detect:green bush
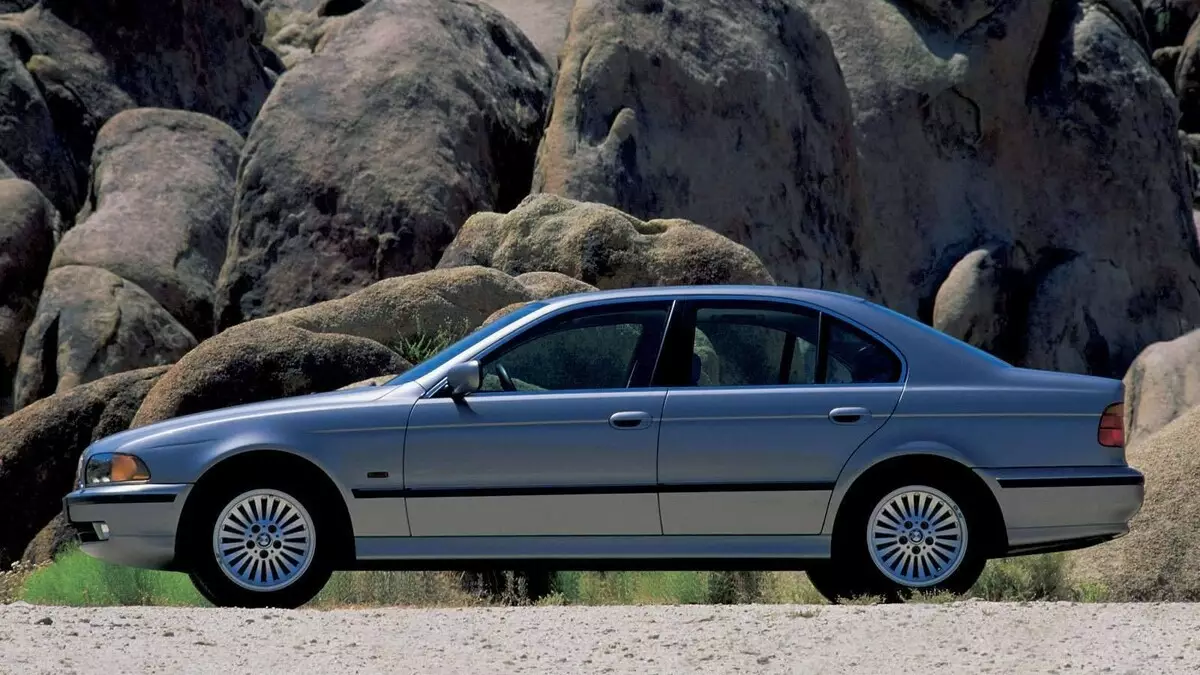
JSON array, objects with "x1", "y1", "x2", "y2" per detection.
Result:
[{"x1": 21, "y1": 545, "x2": 207, "y2": 607}]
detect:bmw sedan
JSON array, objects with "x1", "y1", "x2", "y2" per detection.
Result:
[{"x1": 63, "y1": 285, "x2": 1144, "y2": 607}]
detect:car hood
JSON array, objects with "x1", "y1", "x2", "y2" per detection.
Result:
[{"x1": 89, "y1": 383, "x2": 419, "y2": 454}]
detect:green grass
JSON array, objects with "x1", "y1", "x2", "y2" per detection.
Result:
[{"x1": 10, "y1": 548, "x2": 1107, "y2": 608}]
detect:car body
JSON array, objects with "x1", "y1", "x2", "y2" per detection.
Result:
[{"x1": 64, "y1": 285, "x2": 1144, "y2": 606}]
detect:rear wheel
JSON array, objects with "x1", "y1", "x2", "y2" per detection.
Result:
[
  {"x1": 185, "y1": 478, "x2": 334, "y2": 608},
  {"x1": 809, "y1": 473, "x2": 988, "y2": 603}
]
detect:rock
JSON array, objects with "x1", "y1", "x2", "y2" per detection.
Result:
[
  {"x1": 483, "y1": 301, "x2": 534, "y2": 326},
  {"x1": 805, "y1": 0, "x2": 1200, "y2": 377},
  {"x1": 1123, "y1": 330, "x2": 1200, "y2": 448},
  {"x1": 131, "y1": 322, "x2": 409, "y2": 427},
  {"x1": 0, "y1": 180, "x2": 59, "y2": 415},
  {"x1": 338, "y1": 374, "x2": 400, "y2": 390},
  {"x1": 0, "y1": 1, "x2": 34, "y2": 13},
  {"x1": 0, "y1": 366, "x2": 167, "y2": 567},
  {"x1": 0, "y1": 0, "x2": 271, "y2": 220},
  {"x1": 49, "y1": 109, "x2": 243, "y2": 338},
  {"x1": 12, "y1": 266, "x2": 197, "y2": 411},
  {"x1": 932, "y1": 246, "x2": 1024, "y2": 362},
  {"x1": 480, "y1": 0, "x2": 575, "y2": 64},
  {"x1": 532, "y1": 0, "x2": 865, "y2": 291},
  {"x1": 215, "y1": 0, "x2": 552, "y2": 327},
  {"x1": 1179, "y1": 18, "x2": 1200, "y2": 132},
  {"x1": 0, "y1": 35, "x2": 81, "y2": 218},
  {"x1": 21, "y1": 512, "x2": 74, "y2": 566},
  {"x1": 1155, "y1": 46, "x2": 1184, "y2": 87},
  {"x1": 438, "y1": 194, "x2": 776, "y2": 289},
  {"x1": 1145, "y1": 0, "x2": 1200, "y2": 50},
  {"x1": 514, "y1": 272, "x2": 598, "y2": 300},
  {"x1": 269, "y1": 266, "x2": 533, "y2": 352},
  {"x1": 1070, "y1": 404, "x2": 1200, "y2": 601}
]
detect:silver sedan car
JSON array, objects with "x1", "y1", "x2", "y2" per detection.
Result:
[{"x1": 64, "y1": 285, "x2": 1144, "y2": 607}]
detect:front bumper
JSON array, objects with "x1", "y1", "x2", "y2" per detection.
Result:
[
  {"x1": 63, "y1": 483, "x2": 192, "y2": 570},
  {"x1": 975, "y1": 465, "x2": 1145, "y2": 555}
]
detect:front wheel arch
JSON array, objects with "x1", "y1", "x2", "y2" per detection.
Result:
[{"x1": 175, "y1": 449, "x2": 355, "y2": 569}]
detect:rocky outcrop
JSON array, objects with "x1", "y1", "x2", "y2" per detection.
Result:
[
  {"x1": 1071, "y1": 403, "x2": 1200, "y2": 601},
  {"x1": 931, "y1": 246, "x2": 1022, "y2": 362},
  {"x1": 12, "y1": 266, "x2": 196, "y2": 411},
  {"x1": 480, "y1": 0, "x2": 575, "y2": 64},
  {"x1": 0, "y1": 180, "x2": 59, "y2": 415},
  {"x1": 1123, "y1": 329, "x2": 1200, "y2": 448},
  {"x1": 532, "y1": 0, "x2": 864, "y2": 291},
  {"x1": 215, "y1": 0, "x2": 552, "y2": 327},
  {"x1": 0, "y1": 35, "x2": 81, "y2": 217},
  {"x1": 269, "y1": 266, "x2": 533, "y2": 351},
  {"x1": 0, "y1": 0, "x2": 271, "y2": 219},
  {"x1": 0, "y1": 365, "x2": 168, "y2": 567},
  {"x1": 50, "y1": 109, "x2": 243, "y2": 338},
  {"x1": 514, "y1": 272, "x2": 598, "y2": 300},
  {"x1": 805, "y1": 0, "x2": 1200, "y2": 377},
  {"x1": 438, "y1": 194, "x2": 775, "y2": 289},
  {"x1": 132, "y1": 321, "x2": 409, "y2": 427}
]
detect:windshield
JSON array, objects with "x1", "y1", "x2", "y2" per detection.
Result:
[{"x1": 386, "y1": 301, "x2": 549, "y2": 386}]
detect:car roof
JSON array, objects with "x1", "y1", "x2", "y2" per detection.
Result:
[{"x1": 540, "y1": 284, "x2": 867, "y2": 308}]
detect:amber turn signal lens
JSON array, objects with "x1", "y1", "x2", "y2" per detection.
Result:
[{"x1": 110, "y1": 454, "x2": 150, "y2": 482}]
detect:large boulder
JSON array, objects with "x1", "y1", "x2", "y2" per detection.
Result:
[
  {"x1": 438, "y1": 194, "x2": 776, "y2": 289},
  {"x1": 0, "y1": 180, "x2": 58, "y2": 415},
  {"x1": 1178, "y1": 15, "x2": 1200, "y2": 132},
  {"x1": 0, "y1": 0, "x2": 271, "y2": 218},
  {"x1": 1123, "y1": 329, "x2": 1200, "y2": 448},
  {"x1": 531, "y1": 0, "x2": 865, "y2": 291},
  {"x1": 481, "y1": 0, "x2": 575, "y2": 64},
  {"x1": 1070, "y1": 404, "x2": 1200, "y2": 601},
  {"x1": 0, "y1": 33, "x2": 81, "y2": 217},
  {"x1": 12, "y1": 266, "x2": 197, "y2": 411},
  {"x1": 50, "y1": 109, "x2": 243, "y2": 338},
  {"x1": 514, "y1": 271, "x2": 598, "y2": 300},
  {"x1": 215, "y1": 0, "x2": 552, "y2": 327},
  {"x1": 0, "y1": 365, "x2": 168, "y2": 567},
  {"x1": 805, "y1": 0, "x2": 1200, "y2": 377},
  {"x1": 268, "y1": 265, "x2": 534, "y2": 351},
  {"x1": 132, "y1": 321, "x2": 409, "y2": 427}
]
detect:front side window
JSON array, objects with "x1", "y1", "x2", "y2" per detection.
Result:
[
  {"x1": 477, "y1": 303, "x2": 671, "y2": 392},
  {"x1": 689, "y1": 304, "x2": 820, "y2": 387}
]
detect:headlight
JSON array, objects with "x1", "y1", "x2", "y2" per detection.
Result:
[{"x1": 83, "y1": 453, "x2": 150, "y2": 485}]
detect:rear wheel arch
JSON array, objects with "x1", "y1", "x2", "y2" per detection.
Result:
[
  {"x1": 175, "y1": 448, "x2": 355, "y2": 568},
  {"x1": 827, "y1": 453, "x2": 1008, "y2": 557}
]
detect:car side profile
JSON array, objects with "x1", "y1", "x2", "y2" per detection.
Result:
[{"x1": 63, "y1": 285, "x2": 1144, "y2": 607}]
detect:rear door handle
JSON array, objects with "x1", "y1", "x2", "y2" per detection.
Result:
[
  {"x1": 828, "y1": 407, "x2": 872, "y2": 425},
  {"x1": 609, "y1": 411, "x2": 652, "y2": 430}
]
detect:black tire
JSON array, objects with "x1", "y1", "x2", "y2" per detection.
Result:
[
  {"x1": 183, "y1": 475, "x2": 335, "y2": 609},
  {"x1": 810, "y1": 470, "x2": 988, "y2": 603}
]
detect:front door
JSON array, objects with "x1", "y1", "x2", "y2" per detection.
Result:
[
  {"x1": 403, "y1": 300, "x2": 674, "y2": 536},
  {"x1": 656, "y1": 299, "x2": 906, "y2": 535}
]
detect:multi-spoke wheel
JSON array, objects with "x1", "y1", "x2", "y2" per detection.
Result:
[
  {"x1": 807, "y1": 473, "x2": 988, "y2": 603},
  {"x1": 186, "y1": 480, "x2": 333, "y2": 608}
]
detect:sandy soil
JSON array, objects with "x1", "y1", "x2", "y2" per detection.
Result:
[{"x1": 1, "y1": 600, "x2": 1198, "y2": 674}]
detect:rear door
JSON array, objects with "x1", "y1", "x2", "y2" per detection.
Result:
[{"x1": 656, "y1": 298, "x2": 905, "y2": 535}]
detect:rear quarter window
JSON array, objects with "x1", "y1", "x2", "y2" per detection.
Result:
[{"x1": 824, "y1": 317, "x2": 903, "y2": 384}]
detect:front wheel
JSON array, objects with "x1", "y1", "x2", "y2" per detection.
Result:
[
  {"x1": 809, "y1": 476, "x2": 987, "y2": 603},
  {"x1": 185, "y1": 481, "x2": 334, "y2": 608}
]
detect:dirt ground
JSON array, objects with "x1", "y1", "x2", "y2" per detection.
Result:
[{"x1": 1, "y1": 600, "x2": 1198, "y2": 674}]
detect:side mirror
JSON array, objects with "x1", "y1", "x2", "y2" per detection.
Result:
[{"x1": 446, "y1": 360, "x2": 481, "y2": 398}]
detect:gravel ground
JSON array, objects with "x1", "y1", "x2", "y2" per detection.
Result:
[{"x1": 1, "y1": 601, "x2": 1198, "y2": 674}]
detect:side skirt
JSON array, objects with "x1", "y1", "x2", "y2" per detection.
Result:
[{"x1": 349, "y1": 534, "x2": 830, "y2": 571}]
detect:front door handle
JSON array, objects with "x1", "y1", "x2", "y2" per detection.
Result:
[
  {"x1": 609, "y1": 411, "x2": 652, "y2": 430},
  {"x1": 828, "y1": 407, "x2": 872, "y2": 425}
]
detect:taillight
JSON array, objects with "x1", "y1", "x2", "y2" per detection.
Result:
[{"x1": 1098, "y1": 402, "x2": 1124, "y2": 448}]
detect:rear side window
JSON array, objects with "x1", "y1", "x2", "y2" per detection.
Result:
[{"x1": 823, "y1": 317, "x2": 902, "y2": 384}]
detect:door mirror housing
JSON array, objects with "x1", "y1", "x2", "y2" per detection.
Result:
[{"x1": 446, "y1": 360, "x2": 482, "y2": 398}]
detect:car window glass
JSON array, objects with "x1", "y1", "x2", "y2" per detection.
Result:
[
  {"x1": 824, "y1": 317, "x2": 902, "y2": 384},
  {"x1": 479, "y1": 306, "x2": 669, "y2": 392},
  {"x1": 691, "y1": 306, "x2": 819, "y2": 386}
]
